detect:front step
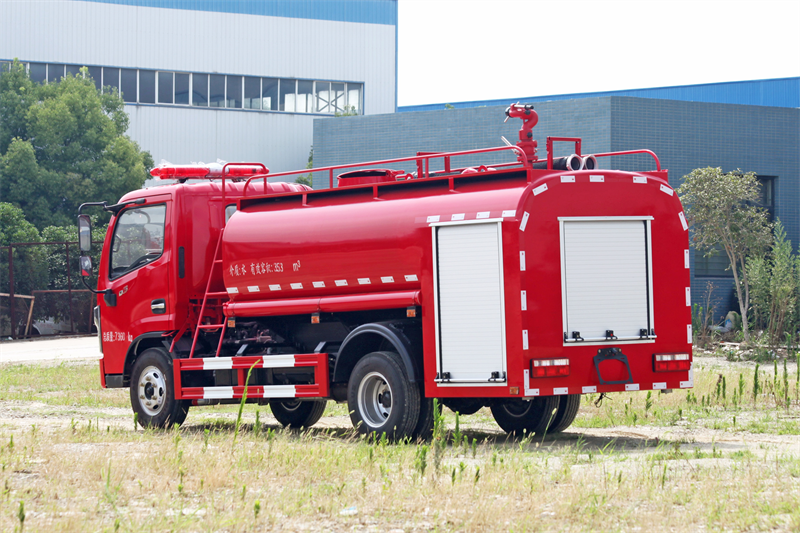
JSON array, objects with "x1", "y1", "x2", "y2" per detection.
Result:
[{"x1": 173, "y1": 353, "x2": 329, "y2": 400}]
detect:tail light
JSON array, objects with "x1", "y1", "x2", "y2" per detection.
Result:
[
  {"x1": 653, "y1": 353, "x2": 691, "y2": 372},
  {"x1": 530, "y1": 358, "x2": 570, "y2": 378}
]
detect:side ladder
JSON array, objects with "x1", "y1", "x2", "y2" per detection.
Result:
[
  {"x1": 175, "y1": 228, "x2": 330, "y2": 401},
  {"x1": 188, "y1": 229, "x2": 229, "y2": 359}
]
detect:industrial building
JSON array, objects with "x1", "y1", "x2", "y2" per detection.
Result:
[{"x1": 0, "y1": 0, "x2": 398, "y2": 173}]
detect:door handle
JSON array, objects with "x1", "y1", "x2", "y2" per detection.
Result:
[{"x1": 151, "y1": 299, "x2": 166, "y2": 314}]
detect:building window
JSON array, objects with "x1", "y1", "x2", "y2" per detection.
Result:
[
  {"x1": 120, "y1": 69, "x2": 137, "y2": 103},
  {"x1": 139, "y1": 70, "x2": 155, "y2": 103},
  {"x1": 209, "y1": 74, "x2": 225, "y2": 108},
  {"x1": 192, "y1": 73, "x2": 208, "y2": 106},
  {"x1": 175, "y1": 73, "x2": 190, "y2": 105},
  {"x1": 243, "y1": 76, "x2": 260, "y2": 109},
  {"x1": 6, "y1": 60, "x2": 364, "y2": 115},
  {"x1": 226, "y1": 75, "x2": 242, "y2": 108}
]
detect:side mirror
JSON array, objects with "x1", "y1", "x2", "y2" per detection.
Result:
[
  {"x1": 79, "y1": 255, "x2": 93, "y2": 277},
  {"x1": 78, "y1": 214, "x2": 92, "y2": 253}
]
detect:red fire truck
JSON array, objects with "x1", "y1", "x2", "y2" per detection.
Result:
[{"x1": 77, "y1": 105, "x2": 693, "y2": 438}]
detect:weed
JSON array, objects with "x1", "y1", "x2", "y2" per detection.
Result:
[
  {"x1": 414, "y1": 445, "x2": 428, "y2": 477},
  {"x1": 17, "y1": 500, "x2": 24, "y2": 532},
  {"x1": 254, "y1": 410, "x2": 261, "y2": 437},
  {"x1": 233, "y1": 361, "x2": 259, "y2": 445},
  {"x1": 645, "y1": 391, "x2": 653, "y2": 416},
  {"x1": 254, "y1": 500, "x2": 261, "y2": 520},
  {"x1": 474, "y1": 465, "x2": 480, "y2": 485},
  {"x1": 133, "y1": 412, "x2": 138, "y2": 431},
  {"x1": 754, "y1": 364, "x2": 760, "y2": 401}
]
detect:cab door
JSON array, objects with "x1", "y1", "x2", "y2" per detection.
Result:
[{"x1": 100, "y1": 195, "x2": 173, "y2": 373}]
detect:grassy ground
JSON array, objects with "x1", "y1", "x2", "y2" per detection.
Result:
[{"x1": 2, "y1": 356, "x2": 800, "y2": 532}]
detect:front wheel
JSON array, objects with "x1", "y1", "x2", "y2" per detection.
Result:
[
  {"x1": 490, "y1": 396, "x2": 559, "y2": 437},
  {"x1": 130, "y1": 348, "x2": 189, "y2": 429},
  {"x1": 270, "y1": 399, "x2": 327, "y2": 428},
  {"x1": 347, "y1": 351, "x2": 420, "y2": 439}
]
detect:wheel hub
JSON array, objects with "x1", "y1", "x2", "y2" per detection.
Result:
[
  {"x1": 358, "y1": 372, "x2": 393, "y2": 427},
  {"x1": 137, "y1": 365, "x2": 166, "y2": 417}
]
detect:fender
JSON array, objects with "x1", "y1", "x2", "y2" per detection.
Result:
[
  {"x1": 107, "y1": 332, "x2": 172, "y2": 388},
  {"x1": 333, "y1": 320, "x2": 422, "y2": 383}
]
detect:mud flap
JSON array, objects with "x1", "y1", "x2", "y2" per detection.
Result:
[{"x1": 593, "y1": 347, "x2": 633, "y2": 385}]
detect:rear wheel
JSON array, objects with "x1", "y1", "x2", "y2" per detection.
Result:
[
  {"x1": 347, "y1": 351, "x2": 420, "y2": 440},
  {"x1": 549, "y1": 394, "x2": 581, "y2": 433},
  {"x1": 490, "y1": 396, "x2": 559, "y2": 437},
  {"x1": 130, "y1": 348, "x2": 189, "y2": 429},
  {"x1": 270, "y1": 399, "x2": 327, "y2": 428}
]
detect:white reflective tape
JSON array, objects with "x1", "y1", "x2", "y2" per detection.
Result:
[
  {"x1": 521, "y1": 290, "x2": 527, "y2": 311},
  {"x1": 660, "y1": 184, "x2": 674, "y2": 195},
  {"x1": 678, "y1": 211, "x2": 688, "y2": 231},
  {"x1": 477, "y1": 211, "x2": 490, "y2": 219},
  {"x1": 625, "y1": 383, "x2": 640, "y2": 391},
  {"x1": 533, "y1": 184, "x2": 548, "y2": 196},
  {"x1": 226, "y1": 287, "x2": 239, "y2": 294},
  {"x1": 358, "y1": 278, "x2": 371, "y2": 285},
  {"x1": 335, "y1": 280, "x2": 348, "y2": 286},
  {"x1": 290, "y1": 283, "x2": 303, "y2": 290},
  {"x1": 523, "y1": 369, "x2": 539, "y2": 397},
  {"x1": 451, "y1": 213, "x2": 465, "y2": 221},
  {"x1": 653, "y1": 382, "x2": 667, "y2": 390},
  {"x1": 685, "y1": 287, "x2": 691, "y2": 306},
  {"x1": 259, "y1": 385, "x2": 298, "y2": 398},
  {"x1": 633, "y1": 176, "x2": 647, "y2": 184},
  {"x1": 259, "y1": 354, "x2": 297, "y2": 368},
  {"x1": 381, "y1": 276, "x2": 394, "y2": 283},
  {"x1": 269, "y1": 284, "x2": 281, "y2": 291},
  {"x1": 520, "y1": 251, "x2": 526, "y2": 271},
  {"x1": 247, "y1": 286, "x2": 260, "y2": 293},
  {"x1": 561, "y1": 175, "x2": 575, "y2": 183},
  {"x1": 404, "y1": 274, "x2": 418, "y2": 282},
  {"x1": 553, "y1": 387, "x2": 569, "y2": 395},
  {"x1": 687, "y1": 324, "x2": 693, "y2": 344},
  {"x1": 203, "y1": 359, "x2": 233, "y2": 370},
  {"x1": 502, "y1": 210, "x2": 516, "y2": 217},
  {"x1": 427, "y1": 215, "x2": 440, "y2": 223},
  {"x1": 590, "y1": 175, "x2": 604, "y2": 182},
  {"x1": 203, "y1": 386, "x2": 234, "y2": 399},
  {"x1": 582, "y1": 386, "x2": 597, "y2": 394},
  {"x1": 312, "y1": 281, "x2": 325, "y2": 288},
  {"x1": 520, "y1": 211, "x2": 530, "y2": 231},
  {"x1": 522, "y1": 330, "x2": 529, "y2": 350},
  {"x1": 684, "y1": 249, "x2": 690, "y2": 268}
]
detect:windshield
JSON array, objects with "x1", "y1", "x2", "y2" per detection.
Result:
[{"x1": 110, "y1": 204, "x2": 166, "y2": 278}]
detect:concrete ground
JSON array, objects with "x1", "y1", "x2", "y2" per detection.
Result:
[{"x1": 0, "y1": 335, "x2": 101, "y2": 364}]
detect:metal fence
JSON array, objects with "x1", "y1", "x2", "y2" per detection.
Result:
[{"x1": 1, "y1": 241, "x2": 99, "y2": 339}]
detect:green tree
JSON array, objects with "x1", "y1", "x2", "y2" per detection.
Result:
[
  {"x1": 677, "y1": 167, "x2": 772, "y2": 343},
  {"x1": 746, "y1": 221, "x2": 797, "y2": 344},
  {"x1": 0, "y1": 203, "x2": 47, "y2": 334},
  {"x1": 0, "y1": 60, "x2": 153, "y2": 229}
]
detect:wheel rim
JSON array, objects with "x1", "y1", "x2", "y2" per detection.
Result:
[
  {"x1": 503, "y1": 400, "x2": 533, "y2": 418},
  {"x1": 278, "y1": 399, "x2": 302, "y2": 412},
  {"x1": 357, "y1": 371, "x2": 393, "y2": 427},
  {"x1": 137, "y1": 365, "x2": 166, "y2": 416}
]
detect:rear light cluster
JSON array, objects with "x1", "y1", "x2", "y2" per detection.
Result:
[
  {"x1": 653, "y1": 353, "x2": 691, "y2": 372},
  {"x1": 530, "y1": 358, "x2": 570, "y2": 378}
]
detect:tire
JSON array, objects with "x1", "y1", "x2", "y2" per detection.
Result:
[
  {"x1": 549, "y1": 394, "x2": 581, "y2": 433},
  {"x1": 270, "y1": 399, "x2": 327, "y2": 428},
  {"x1": 490, "y1": 396, "x2": 559, "y2": 437},
  {"x1": 442, "y1": 398, "x2": 485, "y2": 416},
  {"x1": 347, "y1": 351, "x2": 420, "y2": 440},
  {"x1": 130, "y1": 348, "x2": 189, "y2": 429},
  {"x1": 412, "y1": 395, "x2": 441, "y2": 441}
]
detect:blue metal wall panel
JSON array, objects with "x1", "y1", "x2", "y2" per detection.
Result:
[
  {"x1": 76, "y1": 0, "x2": 398, "y2": 25},
  {"x1": 399, "y1": 77, "x2": 800, "y2": 112}
]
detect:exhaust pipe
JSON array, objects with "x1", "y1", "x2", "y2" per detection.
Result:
[
  {"x1": 532, "y1": 154, "x2": 583, "y2": 171},
  {"x1": 582, "y1": 154, "x2": 598, "y2": 171}
]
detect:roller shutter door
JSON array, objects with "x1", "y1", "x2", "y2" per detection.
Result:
[
  {"x1": 561, "y1": 219, "x2": 653, "y2": 342},
  {"x1": 435, "y1": 222, "x2": 506, "y2": 382}
]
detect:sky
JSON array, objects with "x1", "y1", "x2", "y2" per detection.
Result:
[{"x1": 396, "y1": 0, "x2": 800, "y2": 106}]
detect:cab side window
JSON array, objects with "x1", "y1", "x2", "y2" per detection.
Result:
[{"x1": 110, "y1": 204, "x2": 166, "y2": 279}]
